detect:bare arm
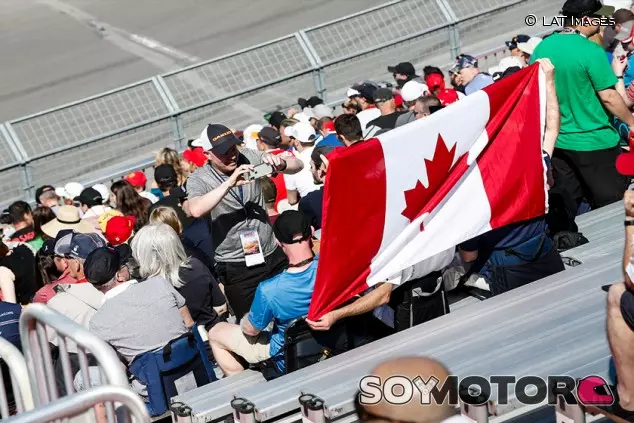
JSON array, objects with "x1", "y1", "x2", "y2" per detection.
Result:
[
  {"x1": 0, "y1": 267, "x2": 16, "y2": 303},
  {"x1": 188, "y1": 165, "x2": 253, "y2": 218},
  {"x1": 599, "y1": 88, "x2": 634, "y2": 128},
  {"x1": 624, "y1": 191, "x2": 634, "y2": 288},
  {"x1": 612, "y1": 55, "x2": 633, "y2": 108},
  {"x1": 536, "y1": 59, "x2": 559, "y2": 157},
  {"x1": 306, "y1": 283, "x2": 392, "y2": 331},
  {"x1": 287, "y1": 189, "x2": 299, "y2": 206},
  {"x1": 179, "y1": 305, "x2": 195, "y2": 329},
  {"x1": 262, "y1": 153, "x2": 303, "y2": 175},
  {"x1": 241, "y1": 316, "x2": 261, "y2": 337}
]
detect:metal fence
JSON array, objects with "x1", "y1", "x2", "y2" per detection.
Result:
[{"x1": 0, "y1": 0, "x2": 558, "y2": 206}]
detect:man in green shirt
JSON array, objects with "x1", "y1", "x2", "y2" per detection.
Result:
[{"x1": 531, "y1": 0, "x2": 634, "y2": 220}]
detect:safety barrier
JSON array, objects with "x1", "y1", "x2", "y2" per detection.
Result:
[
  {"x1": 0, "y1": 337, "x2": 34, "y2": 418},
  {"x1": 0, "y1": 0, "x2": 558, "y2": 205}
]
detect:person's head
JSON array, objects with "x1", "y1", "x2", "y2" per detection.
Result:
[
  {"x1": 105, "y1": 215, "x2": 136, "y2": 246},
  {"x1": 334, "y1": 114, "x2": 363, "y2": 146},
  {"x1": 273, "y1": 211, "x2": 313, "y2": 257},
  {"x1": 285, "y1": 122, "x2": 317, "y2": 151},
  {"x1": 613, "y1": 9, "x2": 634, "y2": 36},
  {"x1": 32, "y1": 206, "x2": 56, "y2": 239},
  {"x1": 257, "y1": 127, "x2": 282, "y2": 152},
  {"x1": 149, "y1": 206, "x2": 183, "y2": 235},
  {"x1": 310, "y1": 145, "x2": 338, "y2": 184},
  {"x1": 260, "y1": 177, "x2": 277, "y2": 215},
  {"x1": 110, "y1": 181, "x2": 148, "y2": 228},
  {"x1": 55, "y1": 182, "x2": 84, "y2": 206},
  {"x1": 265, "y1": 111, "x2": 287, "y2": 131},
  {"x1": 131, "y1": 223, "x2": 188, "y2": 288},
  {"x1": 66, "y1": 232, "x2": 107, "y2": 279},
  {"x1": 373, "y1": 88, "x2": 397, "y2": 115},
  {"x1": 450, "y1": 54, "x2": 480, "y2": 86},
  {"x1": 6, "y1": 201, "x2": 33, "y2": 229},
  {"x1": 425, "y1": 74, "x2": 446, "y2": 95},
  {"x1": 615, "y1": 15, "x2": 634, "y2": 48},
  {"x1": 562, "y1": 0, "x2": 615, "y2": 37},
  {"x1": 414, "y1": 96, "x2": 443, "y2": 120},
  {"x1": 505, "y1": 34, "x2": 530, "y2": 56},
  {"x1": 401, "y1": 81, "x2": 429, "y2": 110},
  {"x1": 348, "y1": 84, "x2": 377, "y2": 109},
  {"x1": 123, "y1": 171, "x2": 147, "y2": 193},
  {"x1": 85, "y1": 245, "x2": 133, "y2": 293},
  {"x1": 355, "y1": 357, "x2": 454, "y2": 423},
  {"x1": 35, "y1": 185, "x2": 59, "y2": 208},
  {"x1": 182, "y1": 147, "x2": 207, "y2": 173},
  {"x1": 154, "y1": 164, "x2": 179, "y2": 193},
  {"x1": 155, "y1": 148, "x2": 182, "y2": 174},
  {"x1": 423, "y1": 66, "x2": 445, "y2": 79},
  {"x1": 387, "y1": 62, "x2": 417, "y2": 86},
  {"x1": 316, "y1": 117, "x2": 334, "y2": 138},
  {"x1": 78, "y1": 187, "x2": 104, "y2": 213},
  {"x1": 35, "y1": 242, "x2": 60, "y2": 289},
  {"x1": 191, "y1": 124, "x2": 244, "y2": 175},
  {"x1": 342, "y1": 98, "x2": 363, "y2": 115},
  {"x1": 516, "y1": 37, "x2": 542, "y2": 65}
]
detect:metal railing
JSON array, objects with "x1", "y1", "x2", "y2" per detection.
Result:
[
  {"x1": 0, "y1": 338, "x2": 34, "y2": 418},
  {"x1": 0, "y1": 0, "x2": 557, "y2": 206},
  {"x1": 19, "y1": 304, "x2": 134, "y2": 423}
]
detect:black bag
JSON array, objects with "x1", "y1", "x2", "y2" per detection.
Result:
[{"x1": 552, "y1": 231, "x2": 589, "y2": 252}]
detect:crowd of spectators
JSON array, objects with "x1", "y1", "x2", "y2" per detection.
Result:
[{"x1": 5, "y1": 0, "x2": 634, "y2": 420}]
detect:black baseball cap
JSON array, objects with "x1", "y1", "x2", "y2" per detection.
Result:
[
  {"x1": 78, "y1": 188, "x2": 103, "y2": 208},
  {"x1": 85, "y1": 244, "x2": 132, "y2": 286},
  {"x1": 388, "y1": 62, "x2": 416, "y2": 76},
  {"x1": 40, "y1": 239, "x2": 56, "y2": 256},
  {"x1": 35, "y1": 185, "x2": 56, "y2": 204},
  {"x1": 258, "y1": 127, "x2": 281, "y2": 147},
  {"x1": 350, "y1": 83, "x2": 378, "y2": 102},
  {"x1": 562, "y1": 0, "x2": 614, "y2": 16},
  {"x1": 505, "y1": 34, "x2": 530, "y2": 49},
  {"x1": 265, "y1": 111, "x2": 287, "y2": 130},
  {"x1": 298, "y1": 96, "x2": 324, "y2": 109},
  {"x1": 191, "y1": 124, "x2": 241, "y2": 154},
  {"x1": 273, "y1": 210, "x2": 312, "y2": 244},
  {"x1": 154, "y1": 164, "x2": 177, "y2": 183},
  {"x1": 374, "y1": 88, "x2": 394, "y2": 103}
]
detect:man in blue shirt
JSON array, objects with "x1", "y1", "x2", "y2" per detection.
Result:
[
  {"x1": 0, "y1": 301, "x2": 21, "y2": 349},
  {"x1": 450, "y1": 54, "x2": 494, "y2": 95},
  {"x1": 208, "y1": 211, "x2": 317, "y2": 375}
]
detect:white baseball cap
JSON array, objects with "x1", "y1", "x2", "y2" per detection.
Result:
[
  {"x1": 489, "y1": 56, "x2": 525, "y2": 75},
  {"x1": 400, "y1": 81, "x2": 429, "y2": 102},
  {"x1": 55, "y1": 182, "x2": 84, "y2": 199},
  {"x1": 312, "y1": 104, "x2": 334, "y2": 119},
  {"x1": 284, "y1": 122, "x2": 317, "y2": 144},
  {"x1": 91, "y1": 184, "x2": 110, "y2": 202},
  {"x1": 517, "y1": 37, "x2": 542, "y2": 56}
]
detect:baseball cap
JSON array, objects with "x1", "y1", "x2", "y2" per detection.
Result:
[
  {"x1": 298, "y1": 96, "x2": 323, "y2": 109},
  {"x1": 92, "y1": 184, "x2": 110, "y2": 203},
  {"x1": 273, "y1": 210, "x2": 312, "y2": 244},
  {"x1": 425, "y1": 74, "x2": 446, "y2": 92},
  {"x1": 322, "y1": 121, "x2": 335, "y2": 133},
  {"x1": 258, "y1": 127, "x2": 281, "y2": 147},
  {"x1": 98, "y1": 209, "x2": 123, "y2": 233},
  {"x1": 562, "y1": 0, "x2": 614, "y2": 17},
  {"x1": 105, "y1": 215, "x2": 136, "y2": 246},
  {"x1": 55, "y1": 182, "x2": 84, "y2": 200},
  {"x1": 400, "y1": 81, "x2": 428, "y2": 102},
  {"x1": 489, "y1": 56, "x2": 525, "y2": 76},
  {"x1": 124, "y1": 171, "x2": 147, "y2": 188},
  {"x1": 505, "y1": 34, "x2": 530, "y2": 49},
  {"x1": 191, "y1": 124, "x2": 241, "y2": 154},
  {"x1": 182, "y1": 148, "x2": 207, "y2": 167},
  {"x1": 614, "y1": 8, "x2": 634, "y2": 24},
  {"x1": 616, "y1": 20, "x2": 634, "y2": 42},
  {"x1": 436, "y1": 89, "x2": 460, "y2": 106},
  {"x1": 35, "y1": 185, "x2": 55, "y2": 204},
  {"x1": 154, "y1": 164, "x2": 177, "y2": 183},
  {"x1": 53, "y1": 229, "x2": 74, "y2": 257},
  {"x1": 67, "y1": 232, "x2": 106, "y2": 260},
  {"x1": 387, "y1": 62, "x2": 416, "y2": 76},
  {"x1": 284, "y1": 122, "x2": 317, "y2": 144},
  {"x1": 40, "y1": 239, "x2": 56, "y2": 256},
  {"x1": 85, "y1": 245, "x2": 132, "y2": 286},
  {"x1": 350, "y1": 83, "x2": 378, "y2": 101},
  {"x1": 450, "y1": 55, "x2": 478, "y2": 74},
  {"x1": 265, "y1": 111, "x2": 287, "y2": 130},
  {"x1": 517, "y1": 37, "x2": 543, "y2": 55},
  {"x1": 312, "y1": 104, "x2": 334, "y2": 119},
  {"x1": 78, "y1": 188, "x2": 103, "y2": 208},
  {"x1": 374, "y1": 88, "x2": 394, "y2": 103}
]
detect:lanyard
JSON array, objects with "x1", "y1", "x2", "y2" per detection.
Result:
[
  {"x1": 208, "y1": 164, "x2": 249, "y2": 219},
  {"x1": 561, "y1": 27, "x2": 587, "y2": 38}
]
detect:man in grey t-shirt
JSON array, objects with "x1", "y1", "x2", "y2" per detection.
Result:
[
  {"x1": 450, "y1": 54, "x2": 494, "y2": 96},
  {"x1": 186, "y1": 124, "x2": 304, "y2": 318}
]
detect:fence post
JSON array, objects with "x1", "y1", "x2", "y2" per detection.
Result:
[
  {"x1": 1, "y1": 122, "x2": 33, "y2": 201},
  {"x1": 152, "y1": 76, "x2": 185, "y2": 150},
  {"x1": 296, "y1": 31, "x2": 327, "y2": 102},
  {"x1": 437, "y1": 0, "x2": 461, "y2": 60}
]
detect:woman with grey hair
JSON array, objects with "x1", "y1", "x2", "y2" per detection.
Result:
[{"x1": 131, "y1": 223, "x2": 227, "y2": 332}]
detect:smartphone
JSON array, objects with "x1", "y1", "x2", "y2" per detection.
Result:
[{"x1": 247, "y1": 163, "x2": 274, "y2": 181}]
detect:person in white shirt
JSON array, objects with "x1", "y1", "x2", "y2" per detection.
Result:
[
  {"x1": 283, "y1": 122, "x2": 321, "y2": 205},
  {"x1": 347, "y1": 83, "x2": 381, "y2": 132}
]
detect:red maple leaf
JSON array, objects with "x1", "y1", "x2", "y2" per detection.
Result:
[{"x1": 401, "y1": 134, "x2": 457, "y2": 229}]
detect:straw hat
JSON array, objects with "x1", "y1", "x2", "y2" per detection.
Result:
[{"x1": 41, "y1": 205, "x2": 95, "y2": 238}]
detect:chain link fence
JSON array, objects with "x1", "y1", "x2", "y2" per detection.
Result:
[{"x1": 0, "y1": 0, "x2": 558, "y2": 206}]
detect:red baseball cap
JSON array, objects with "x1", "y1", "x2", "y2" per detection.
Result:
[
  {"x1": 436, "y1": 89, "x2": 459, "y2": 106},
  {"x1": 124, "y1": 171, "x2": 147, "y2": 188},
  {"x1": 105, "y1": 215, "x2": 136, "y2": 246},
  {"x1": 322, "y1": 121, "x2": 335, "y2": 133},
  {"x1": 183, "y1": 147, "x2": 207, "y2": 167},
  {"x1": 426, "y1": 74, "x2": 446, "y2": 92},
  {"x1": 393, "y1": 93, "x2": 403, "y2": 108}
]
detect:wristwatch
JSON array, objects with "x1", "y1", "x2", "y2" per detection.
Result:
[
  {"x1": 625, "y1": 220, "x2": 634, "y2": 226},
  {"x1": 278, "y1": 159, "x2": 288, "y2": 172}
]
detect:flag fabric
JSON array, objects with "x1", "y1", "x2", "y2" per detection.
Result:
[{"x1": 308, "y1": 64, "x2": 548, "y2": 320}]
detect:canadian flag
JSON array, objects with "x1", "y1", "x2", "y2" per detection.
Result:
[{"x1": 308, "y1": 64, "x2": 548, "y2": 320}]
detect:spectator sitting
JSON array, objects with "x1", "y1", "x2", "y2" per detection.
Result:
[
  {"x1": 110, "y1": 181, "x2": 151, "y2": 232},
  {"x1": 149, "y1": 164, "x2": 192, "y2": 228},
  {"x1": 283, "y1": 122, "x2": 321, "y2": 205},
  {"x1": 33, "y1": 230, "x2": 76, "y2": 303},
  {"x1": 605, "y1": 9, "x2": 634, "y2": 63},
  {"x1": 41, "y1": 205, "x2": 95, "y2": 239},
  {"x1": 450, "y1": 54, "x2": 494, "y2": 95},
  {"x1": 261, "y1": 177, "x2": 280, "y2": 225},
  {"x1": 89, "y1": 228, "x2": 194, "y2": 365},
  {"x1": 279, "y1": 118, "x2": 299, "y2": 151},
  {"x1": 347, "y1": 83, "x2": 381, "y2": 131},
  {"x1": 35, "y1": 239, "x2": 60, "y2": 291},
  {"x1": 299, "y1": 145, "x2": 339, "y2": 230},
  {"x1": 396, "y1": 80, "x2": 429, "y2": 128},
  {"x1": 334, "y1": 114, "x2": 364, "y2": 147},
  {"x1": 55, "y1": 182, "x2": 84, "y2": 208},
  {"x1": 489, "y1": 56, "x2": 525, "y2": 81},
  {"x1": 243, "y1": 124, "x2": 264, "y2": 150},
  {"x1": 63, "y1": 232, "x2": 107, "y2": 286},
  {"x1": 97, "y1": 209, "x2": 123, "y2": 233},
  {"x1": 504, "y1": 34, "x2": 531, "y2": 57},
  {"x1": 0, "y1": 240, "x2": 36, "y2": 304},
  {"x1": 517, "y1": 37, "x2": 542, "y2": 66},
  {"x1": 208, "y1": 211, "x2": 317, "y2": 375},
  {"x1": 316, "y1": 118, "x2": 344, "y2": 147},
  {"x1": 614, "y1": 16, "x2": 634, "y2": 87},
  {"x1": 256, "y1": 127, "x2": 291, "y2": 212},
  {"x1": 265, "y1": 111, "x2": 287, "y2": 131},
  {"x1": 341, "y1": 98, "x2": 363, "y2": 115},
  {"x1": 387, "y1": 62, "x2": 424, "y2": 88},
  {"x1": 183, "y1": 146, "x2": 207, "y2": 174},
  {"x1": 78, "y1": 187, "x2": 111, "y2": 233},
  {"x1": 35, "y1": 185, "x2": 60, "y2": 214},
  {"x1": 104, "y1": 215, "x2": 135, "y2": 246},
  {"x1": 364, "y1": 88, "x2": 405, "y2": 138},
  {"x1": 155, "y1": 147, "x2": 188, "y2": 186},
  {"x1": 413, "y1": 96, "x2": 444, "y2": 120},
  {"x1": 425, "y1": 73, "x2": 462, "y2": 105},
  {"x1": 3, "y1": 201, "x2": 39, "y2": 248},
  {"x1": 132, "y1": 224, "x2": 227, "y2": 335},
  {"x1": 124, "y1": 171, "x2": 159, "y2": 204},
  {"x1": 32, "y1": 206, "x2": 56, "y2": 247}
]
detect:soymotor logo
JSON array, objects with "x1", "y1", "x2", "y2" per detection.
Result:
[{"x1": 358, "y1": 375, "x2": 614, "y2": 408}]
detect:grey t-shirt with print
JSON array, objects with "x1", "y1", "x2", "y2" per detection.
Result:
[{"x1": 185, "y1": 148, "x2": 276, "y2": 263}]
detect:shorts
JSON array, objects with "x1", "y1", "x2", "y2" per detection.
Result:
[
  {"x1": 226, "y1": 325, "x2": 272, "y2": 364},
  {"x1": 620, "y1": 288, "x2": 634, "y2": 333}
]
